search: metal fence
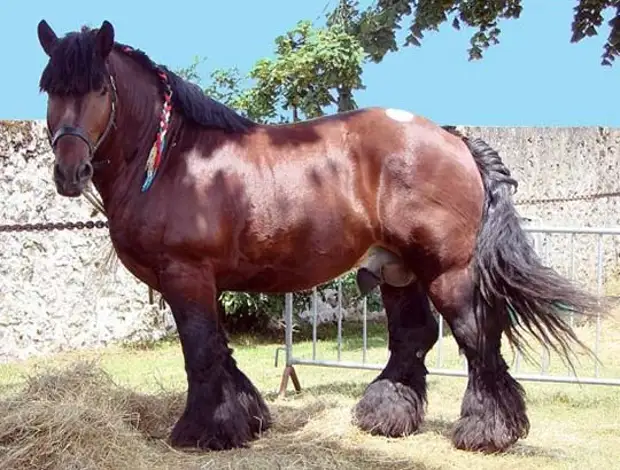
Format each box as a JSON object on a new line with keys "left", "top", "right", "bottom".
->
{"left": 276, "top": 226, "right": 620, "bottom": 395}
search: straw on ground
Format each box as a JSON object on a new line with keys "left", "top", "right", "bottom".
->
{"left": 0, "top": 314, "right": 618, "bottom": 470}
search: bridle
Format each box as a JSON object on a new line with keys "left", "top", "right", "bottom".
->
{"left": 46, "top": 71, "right": 118, "bottom": 169}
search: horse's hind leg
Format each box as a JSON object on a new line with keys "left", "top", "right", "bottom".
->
{"left": 353, "top": 281, "right": 438, "bottom": 436}
{"left": 428, "top": 267, "right": 529, "bottom": 453}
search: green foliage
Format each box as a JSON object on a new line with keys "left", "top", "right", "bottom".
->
{"left": 176, "top": 19, "right": 366, "bottom": 122}
{"left": 327, "top": 0, "right": 620, "bottom": 66}
{"left": 322, "top": 270, "right": 383, "bottom": 312}
{"left": 219, "top": 291, "right": 283, "bottom": 318}
{"left": 217, "top": 270, "right": 382, "bottom": 326}
{"left": 570, "top": 0, "right": 620, "bottom": 66}
{"left": 245, "top": 20, "right": 366, "bottom": 121}
{"left": 175, "top": 55, "right": 205, "bottom": 83}
{"left": 327, "top": 0, "right": 411, "bottom": 63}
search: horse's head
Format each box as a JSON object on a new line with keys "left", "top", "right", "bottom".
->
{"left": 37, "top": 20, "right": 117, "bottom": 197}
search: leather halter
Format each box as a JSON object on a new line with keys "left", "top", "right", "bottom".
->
{"left": 46, "top": 73, "right": 117, "bottom": 167}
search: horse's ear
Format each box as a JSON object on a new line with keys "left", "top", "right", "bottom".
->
{"left": 37, "top": 20, "right": 58, "bottom": 57}
{"left": 96, "top": 20, "right": 115, "bottom": 58}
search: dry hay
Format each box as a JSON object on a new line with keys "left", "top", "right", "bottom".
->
{"left": 0, "top": 361, "right": 182, "bottom": 469}
{"left": 0, "top": 361, "right": 417, "bottom": 470}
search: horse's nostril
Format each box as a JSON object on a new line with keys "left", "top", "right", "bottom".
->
{"left": 78, "top": 161, "right": 94, "bottom": 182}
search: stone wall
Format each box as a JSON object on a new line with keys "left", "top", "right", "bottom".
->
{"left": 0, "top": 121, "right": 175, "bottom": 362}
{"left": 1, "top": 120, "right": 619, "bottom": 362}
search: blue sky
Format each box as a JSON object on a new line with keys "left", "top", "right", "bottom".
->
{"left": 1, "top": 0, "right": 618, "bottom": 126}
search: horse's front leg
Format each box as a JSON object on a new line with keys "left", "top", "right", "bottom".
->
{"left": 160, "top": 261, "right": 271, "bottom": 450}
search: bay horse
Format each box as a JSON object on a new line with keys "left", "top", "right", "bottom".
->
{"left": 36, "top": 20, "right": 602, "bottom": 454}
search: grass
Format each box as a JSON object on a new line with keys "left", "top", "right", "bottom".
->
{"left": 0, "top": 313, "right": 618, "bottom": 469}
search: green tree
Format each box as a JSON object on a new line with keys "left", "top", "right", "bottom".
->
{"left": 246, "top": 20, "right": 366, "bottom": 120}
{"left": 179, "top": 20, "right": 366, "bottom": 121}
{"left": 177, "top": 58, "right": 279, "bottom": 122}
{"left": 327, "top": 0, "right": 620, "bottom": 66}
{"left": 175, "top": 55, "right": 205, "bottom": 84}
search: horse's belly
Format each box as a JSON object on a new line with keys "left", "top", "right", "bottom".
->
{"left": 221, "top": 242, "right": 416, "bottom": 294}
{"left": 221, "top": 238, "right": 410, "bottom": 293}
{"left": 218, "top": 238, "right": 368, "bottom": 292}
{"left": 220, "top": 264, "right": 352, "bottom": 293}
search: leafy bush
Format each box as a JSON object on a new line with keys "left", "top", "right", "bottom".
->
{"left": 218, "top": 270, "right": 383, "bottom": 335}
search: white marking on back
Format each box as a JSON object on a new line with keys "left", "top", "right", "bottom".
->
{"left": 385, "top": 108, "right": 415, "bottom": 123}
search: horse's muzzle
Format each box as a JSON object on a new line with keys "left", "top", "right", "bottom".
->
{"left": 53, "top": 160, "right": 93, "bottom": 197}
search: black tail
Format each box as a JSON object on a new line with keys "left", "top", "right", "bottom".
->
{"left": 444, "top": 126, "right": 605, "bottom": 368}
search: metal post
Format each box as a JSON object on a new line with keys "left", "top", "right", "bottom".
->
{"left": 595, "top": 235, "right": 603, "bottom": 377}
{"left": 436, "top": 311, "right": 444, "bottom": 368}
{"left": 362, "top": 296, "right": 368, "bottom": 364}
{"left": 278, "top": 292, "right": 301, "bottom": 397}
{"left": 337, "top": 278, "right": 343, "bottom": 362}
{"left": 312, "top": 287, "right": 318, "bottom": 360}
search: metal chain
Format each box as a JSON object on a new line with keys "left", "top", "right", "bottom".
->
{"left": 514, "top": 191, "right": 620, "bottom": 206}
{"left": 0, "top": 219, "right": 108, "bottom": 233}
{"left": 1, "top": 191, "right": 619, "bottom": 232}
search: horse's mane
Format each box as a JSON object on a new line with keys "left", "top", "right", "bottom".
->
{"left": 39, "top": 26, "right": 257, "bottom": 133}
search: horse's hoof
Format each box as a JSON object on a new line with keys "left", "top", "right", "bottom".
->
{"left": 353, "top": 378, "right": 425, "bottom": 437}
{"left": 169, "top": 374, "right": 272, "bottom": 451}
{"left": 170, "top": 412, "right": 254, "bottom": 451}
{"left": 452, "top": 371, "right": 529, "bottom": 453}
{"left": 452, "top": 415, "right": 521, "bottom": 454}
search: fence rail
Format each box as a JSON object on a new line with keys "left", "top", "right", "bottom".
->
{"left": 277, "top": 225, "right": 620, "bottom": 395}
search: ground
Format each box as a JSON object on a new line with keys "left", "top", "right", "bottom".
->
{"left": 0, "top": 315, "right": 618, "bottom": 469}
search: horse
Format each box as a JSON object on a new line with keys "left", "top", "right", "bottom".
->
{"left": 35, "top": 19, "right": 603, "bottom": 454}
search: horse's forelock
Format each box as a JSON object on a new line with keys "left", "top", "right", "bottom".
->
{"left": 39, "top": 28, "right": 107, "bottom": 95}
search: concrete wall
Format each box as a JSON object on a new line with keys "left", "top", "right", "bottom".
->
{"left": 458, "top": 125, "right": 620, "bottom": 295}
{"left": 1, "top": 120, "right": 619, "bottom": 362}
